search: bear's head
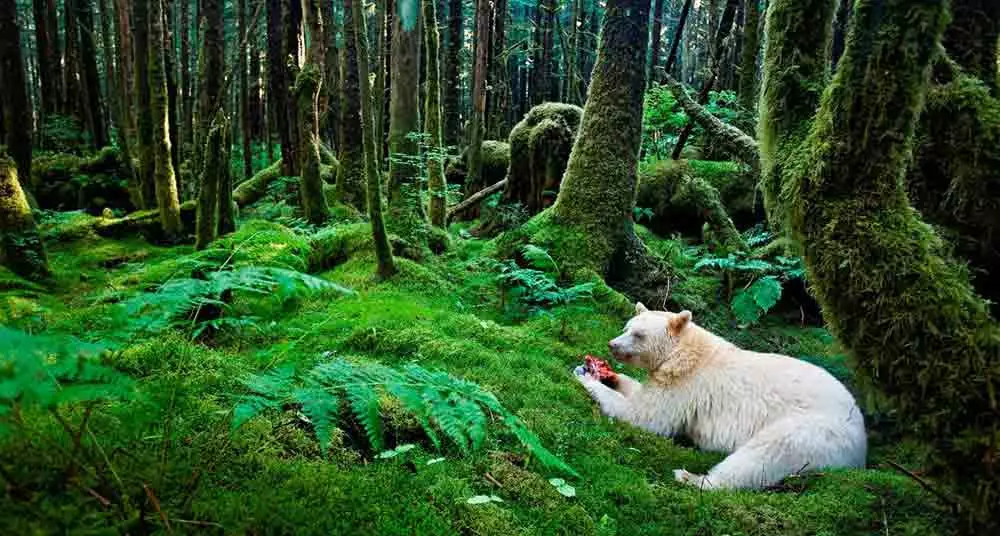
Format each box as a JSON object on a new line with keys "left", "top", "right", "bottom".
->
{"left": 608, "top": 302, "right": 692, "bottom": 369}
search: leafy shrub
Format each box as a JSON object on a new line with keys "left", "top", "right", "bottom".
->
{"left": 486, "top": 245, "right": 595, "bottom": 320}
{"left": 694, "top": 228, "right": 805, "bottom": 325}
{"left": 233, "top": 358, "right": 578, "bottom": 476}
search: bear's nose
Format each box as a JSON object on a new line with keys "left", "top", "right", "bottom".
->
{"left": 608, "top": 340, "right": 617, "bottom": 351}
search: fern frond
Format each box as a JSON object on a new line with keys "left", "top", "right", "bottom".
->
{"left": 345, "top": 383, "right": 384, "bottom": 452}
{"left": 292, "top": 386, "right": 340, "bottom": 456}
{"left": 521, "top": 245, "right": 559, "bottom": 275}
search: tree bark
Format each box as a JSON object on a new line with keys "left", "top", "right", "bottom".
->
{"left": 180, "top": 0, "right": 192, "bottom": 148}
{"left": 943, "top": 0, "right": 1000, "bottom": 92}
{"left": 663, "top": 75, "right": 758, "bottom": 170}
{"left": 195, "top": 114, "right": 224, "bottom": 249}
{"left": 240, "top": 0, "right": 253, "bottom": 179}
{"left": 0, "top": 156, "right": 49, "bottom": 280}
{"left": 737, "top": 0, "right": 760, "bottom": 110}
{"left": 268, "top": 0, "right": 296, "bottom": 177}
{"left": 149, "top": 0, "right": 183, "bottom": 237}
{"left": 466, "top": 0, "right": 491, "bottom": 205}
{"left": 336, "top": 0, "right": 366, "bottom": 208}
{"left": 443, "top": 0, "right": 463, "bottom": 146}
{"left": 295, "top": 65, "right": 331, "bottom": 224}
{"left": 134, "top": 0, "right": 157, "bottom": 208}
{"left": 387, "top": 0, "right": 428, "bottom": 244}
{"left": 197, "top": 0, "right": 225, "bottom": 180}
{"left": 76, "top": 0, "right": 109, "bottom": 148}
{"left": 351, "top": 0, "right": 397, "bottom": 277}
{"left": 0, "top": 0, "right": 32, "bottom": 187}
{"left": 424, "top": 0, "right": 446, "bottom": 227}
{"left": 648, "top": 0, "right": 664, "bottom": 86}
{"left": 64, "top": 0, "right": 83, "bottom": 121}
{"left": 320, "top": 0, "right": 340, "bottom": 148}
{"left": 32, "top": 0, "right": 58, "bottom": 121}
{"left": 763, "top": 0, "right": 1000, "bottom": 523}
{"left": 487, "top": 0, "right": 508, "bottom": 139}
{"left": 542, "top": 0, "right": 652, "bottom": 276}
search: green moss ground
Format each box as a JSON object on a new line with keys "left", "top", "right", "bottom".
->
{"left": 0, "top": 214, "right": 959, "bottom": 534}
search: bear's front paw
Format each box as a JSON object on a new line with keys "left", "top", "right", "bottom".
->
{"left": 674, "top": 469, "right": 710, "bottom": 489}
{"left": 573, "top": 365, "right": 588, "bottom": 377}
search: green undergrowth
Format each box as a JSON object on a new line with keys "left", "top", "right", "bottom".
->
{"left": 0, "top": 214, "right": 959, "bottom": 534}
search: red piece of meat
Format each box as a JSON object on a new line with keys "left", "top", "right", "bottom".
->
{"left": 583, "top": 355, "right": 619, "bottom": 388}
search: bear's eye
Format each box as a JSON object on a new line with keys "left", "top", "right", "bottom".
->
{"left": 633, "top": 332, "right": 644, "bottom": 340}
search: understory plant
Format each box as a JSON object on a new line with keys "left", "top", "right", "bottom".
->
{"left": 487, "top": 245, "right": 595, "bottom": 321}
{"left": 232, "top": 358, "right": 578, "bottom": 476}
{"left": 694, "top": 228, "right": 804, "bottom": 325}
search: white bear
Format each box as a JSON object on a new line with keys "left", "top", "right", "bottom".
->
{"left": 575, "top": 303, "right": 867, "bottom": 490}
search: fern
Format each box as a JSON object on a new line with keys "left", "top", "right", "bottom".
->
{"left": 521, "top": 245, "right": 559, "bottom": 275}
{"left": 232, "top": 358, "right": 578, "bottom": 476}
{"left": 0, "top": 328, "right": 134, "bottom": 436}
{"left": 731, "top": 276, "right": 783, "bottom": 325}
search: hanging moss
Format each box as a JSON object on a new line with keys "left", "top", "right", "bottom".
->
{"left": 295, "top": 65, "right": 331, "bottom": 225}
{"left": 0, "top": 156, "right": 49, "bottom": 280}
{"left": 908, "top": 72, "right": 1000, "bottom": 315}
{"left": 764, "top": 0, "right": 1000, "bottom": 524}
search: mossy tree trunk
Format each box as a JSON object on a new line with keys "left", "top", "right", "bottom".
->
{"left": 443, "top": 0, "right": 463, "bottom": 146}
{"left": 0, "top": 0, "right": 32, "bottom": 188}
{"left": 423, "top": 0, "right": 446, "bottom": 228}
{"left": 648, "top": 0, "right": 664, "bottom": 85}
{"left": 217, "top": 120, "right": 236, "bottom": 236}
{"left": 466, "top": 0, "right": 491, "bottom": 205}
{"left": 133, "top": 0, "right": 156, "bottom": 209}
{"left": 195, "top": 115, "right": 225, "bottom": 249}
{"left": 762, "top": 0, "right": 1000, "bottom": 523}
{"left": 149, "top": 0, "right": 183, "bottom": 237}
{"left": 943, "top": 0, "right": 1000, "bottom": 92}
{"left": 76, "top": 0, "right": 108, "bottom": 148}
{"left": 0, "top": 156, "right": 49, "bottom": 280}
{"left": 239, "top": 0, "right": 253, "bottom": 180}
{"left": 320, "top": 0, "right": 341, "bottom": 148}
{"left": 352, "top": 0, "right": 397, "bottom": 278}
{"left": 337, "top": 0, "right": 367, "bottom": 209}
{"left": 737, "top": 0, "right": 760, "bottom": 111}
{"left": 196, "top": 0, "right": 225, "bottom": 180}
{"left": 543, "top": 0, "right": 652, "bottom": 276}
{"left": 387, "top": 0, "right": 428, "bottom": 245}
{"left": 295, "top": 65, "right": 331, "bottom": 225}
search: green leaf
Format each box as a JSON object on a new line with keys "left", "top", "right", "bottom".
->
{"left": 748, "top": 276, "right": 783, "bottom": 313}
{"left": 731, "top": 290, "right": 764, "bottom": 326}
{"left": 549, "top": 478, "right": 576, "bottom": 498}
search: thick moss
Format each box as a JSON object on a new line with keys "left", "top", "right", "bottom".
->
{"left": 504, "top": 103, "right": 582, "bottom": 215}
{"left": 233, "top": 158, "right": 338, "bottom": 208}
{"left": 295, "top": 65, "right": 331, "bottom": 225}
{"left": 541, "top": 0, "right": 652, "bottom": 277}
{"left": 445, "top": 140, "right": 510, "bottom": 187}
{"left": 0, "top": 156, "right": 50, "bottom": 280}
{"left": 31, "top": 147, "right": 134, "bottom": 213}
{"left": 765, "top": 0, "right": 999, "bottom": 523}
{"left": 908, "top": 73, "right": 1000, "bottom": 315}
{"left": 195, "top": 116, "right": 226, "bottom": 250}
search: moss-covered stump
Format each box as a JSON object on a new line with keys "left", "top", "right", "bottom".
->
{"left": 31, "top": 147, "right": 134, "bottom": 213}
{"left": 0, "top": 156, "right": 50, "bottom": 280}
{"left": 636, "top": 159, "right": 758, "bottom": 238}
{"left": 908, "top": 72, "right": 1000, "bottom": 315}
{"left": 445, "top": 140, "right": 509, "bottom": 186}
{"left": 309, "top": 222, "right": 429, "bottom": 272}
{"left": 504, "top": 103, "right": 582, "bottom": 214}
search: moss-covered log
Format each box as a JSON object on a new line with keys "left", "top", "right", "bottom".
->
{"left": 295, "top": 65, "right": 331, "bottom": 225}
{"left": 445, "top": 140, "right": 510, "bottom": 187}
{"left": 0, "top": 156, "right": 49, "bottom": 280}
{"left": 764, "top": 0, "right": 1000, "bottom": 523}
{"left": 232, "top": 153, "right": 338, "bottom": 208}
{"left": 94, "top": 199, "right": 197, "bottom": 239}
{"left": 664, "top": 75, "right": 759, "bottom": 171}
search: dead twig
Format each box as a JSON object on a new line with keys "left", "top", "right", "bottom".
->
{"left": 885, "top": 460, "right": 958, "bottom": 513}
{"left": 143, "top": 482, "right": 173, "bottom": 534}
{"left": 484, "top": 472, "right": 504, "bottom": 488}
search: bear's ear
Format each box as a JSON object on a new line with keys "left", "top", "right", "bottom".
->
{"left": 635, "top": 302, "right": 649, "bottom": 315}
{"left": 667, "top": 310, "right": 692, "bottom": 336}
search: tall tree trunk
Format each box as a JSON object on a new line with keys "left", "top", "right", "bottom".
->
{"left": 197, "top": 0, "right": 224, "bottom": 179}
{"left": 64, "top": 0, "right": 83, "bottom": 121}
{"left": 442, "top": 0, "right": 462, "bottom": 146}
{"left": 99, "top": 0, "right": 139, "bottom": 208}
{"left": 566, "top": 0, "right": 581, "bottom": 104}
{"left": 466, "top": 0, "right": 491, "bottom": 202}
{"left": 737, "top": 0, "right": 760, "bottom": 110}
{"left": 387, "top": 0, "right": 428, "bottom": 244}
{"left": 217, "top": 115, "right": 235, "bottom": 234}
{"left": 0, "top": 156, "right": 48, "bottom": 279}
{"left": 240, "top": 0, "right": 253, "bottom": 179}
{"left": 350, "top": 0, "right": 396, "bottom": 277}
{"left": 195, "top": 114, "right": 223, "bottom": 249}
{"left": 180, "top": 0, "right": 192, "bottom": 148}
{"left": 149, "top": 0, "right": 183, "bottom": 236}
{"left": 380, "top": 0, "right": 394, "bottom": 165}
{"left": 163, "top": 0, "right": 179, "bottom": 175}
{"left": 763, "top": 0, "right": 1000, "bottom": 524}
{"left": 0, "top": 0, "right": 32, "bottom": 188}
{"left": 336, "top": 0, "right": 366, "bottom": 208}
{"left": 487, "top": 0, "right": 508, "bottom": 139}
{"left": 268, "top": 0, "right": 294, "bottom": 176}
{"left": 46, "top": 0, "right": 62, "bottom": 112}
{"left": 32, "top": 0, "right": 58, "bottom": 123}
{"left": 114, "top": 0, "right": 140, "bottom": 206}
{"left": 542, "top": 0, "right": 652, "bottom": 276}
{"left": 320, "top": 0, "right": 340, "bottom": 148}
{"left": 76, "top": 0, "right": 108, "bottom": 148}
{"left": 134, "top": 0, "right": 156, "bottom": 208}
{"left": 664, "top": 0, "right": 693, "bottom": 80}
{"left": 423, "top": 0, "right": 445, "bottom": 227}
{"left": 648, "top": 0, "right": 664, "bottom": 85}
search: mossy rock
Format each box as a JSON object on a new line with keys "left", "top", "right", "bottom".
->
{"left": 31, "top": 147, "right": 134, "bottom": 213}
{"left": 504, "top": 103, "right": 583, "bottom": 215}
{"left": 445, "top": 140, "right": 510, "bottom": 187}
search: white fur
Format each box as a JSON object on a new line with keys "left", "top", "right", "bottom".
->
{"left": 576, "top": 303, "right": 867, "bottom": 490}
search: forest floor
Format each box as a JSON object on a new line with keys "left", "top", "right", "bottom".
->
{"left": 0, "top": 209, "right": 960, "bottom": 535}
